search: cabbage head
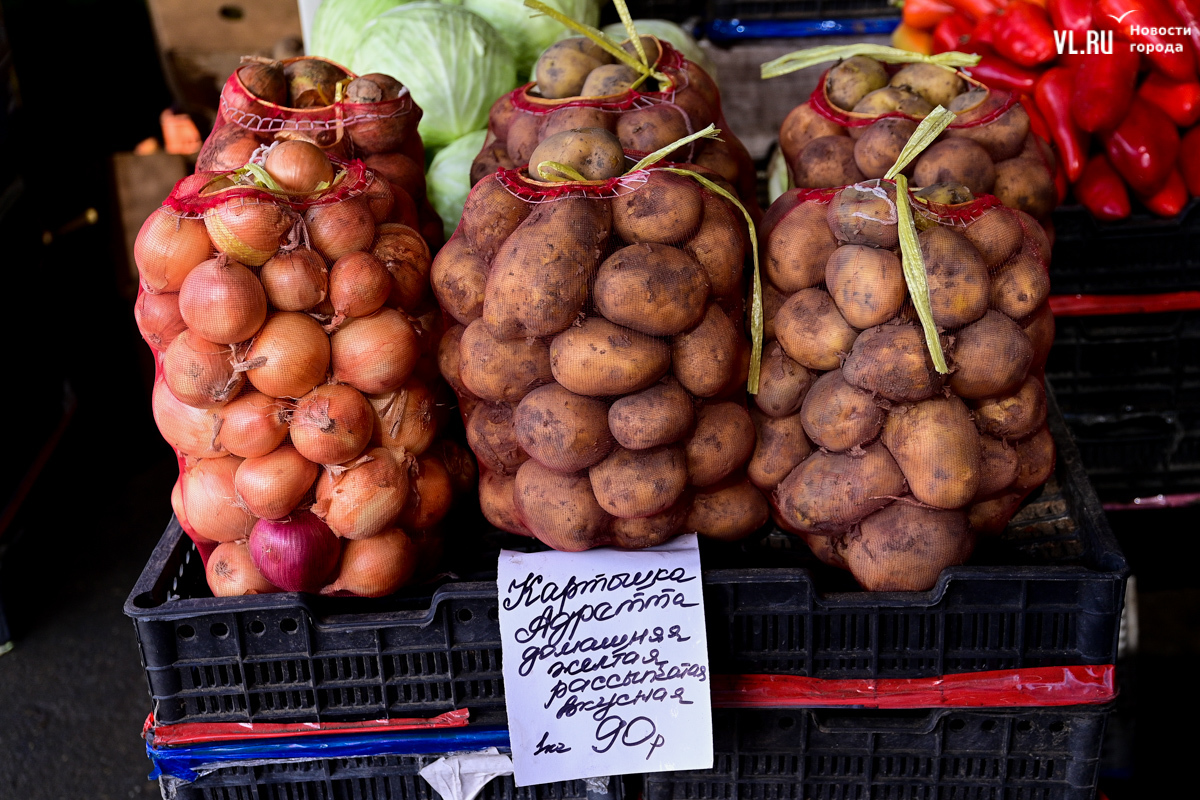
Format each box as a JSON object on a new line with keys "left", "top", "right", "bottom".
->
{"left": 308, "top": 0, "right": 415, "bottom": 68}
{"left": 426, "top": 129, "right": 488, "bottom": 239}
{"left": 350, "top": 3, "right": 518, "bottom": 149}
{"left": 463, "top": 0, "right": 602, "bottom": 74}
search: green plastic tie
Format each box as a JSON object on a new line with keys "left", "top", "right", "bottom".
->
{"left": 523, "top": 0, "right": 667, "bottom": 83}
{"left": 536, "top": 160, "right": 589, "bottom": 182}
{"left": 627, "top": 124, "right": 723, "bottom": 174}
{"left": 761, "top": 44, "right": 980, "bottom": 79}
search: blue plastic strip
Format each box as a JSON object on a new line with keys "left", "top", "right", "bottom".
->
{"left": 148, "top": 725, "right": 511, "bottom": 783}
{"left": 706, "top": 17, "right": 901, "bottom": 42}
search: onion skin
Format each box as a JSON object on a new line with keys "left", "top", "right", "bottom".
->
{"left": 238, "top": 60, "right": 287, "bottom": 104}
{"left": 363, "top": 174, "right": 395, "bottom": 223}
{"left": 329, "top": 251, "right": 391, "bottom": 323}
{"left": 321, "top": 528, "right": 417, "bottom": 597}
{"left": 134, "top": 211, "right": 213, "bottom": 294}
{"left": 399, "top": 455, "right": 454, "bottom": 531}
{"left": 153, "top": 377, "right": 226, "bottom": 458}
{"left": 183, "top": 456, "right": 256, "bottom": 542}
{"left": 222, "top": 391, "right": 291, "bottom": 458}
{"left": 196, "top": 124, "right": 266, "bottom": 172}
{"left": 330, "top": 308, "right": 419, "bottom": 395}
{"left": 235, "top": 444, "right": 320, "bottom": 519}
{"left": 260, "top": 248, "right": 328, "bottom": 312}
{"left": 135, "top": 291, "right": 188, "bottom": 351}
{"left": 313, "top": 447, "right": 410, "bottom": 539}
{"left": 370, "top": 379, "right": 441, "bottom": 457}
{"left": 164, "top": 329, "right": 244, "bottom": 408}
{"left": 207, "top": 540, "right": 280, "bottom": 596}
{"left": 372, "top": 224, "right": 431, "bottom": 311}
{"left": 205, "top": 200, "right": 291, "bottom": 267}
{"left": 264, "top": 141, "right": 335, "bottom": 193}
{"left": 363, "top": 153, "right": 426, "bottom": 200}
{"left": 243, "top": 312, "right": 332, "bottom": 399}
{"left": 284, "top": 59, "right": 347, "bottom": 109}
{"left": 179, "top": 257, "right": 269, "bottom": 345}
{"left": 249, "top": 511, "right": 341, "bottom": 592}
{"left": 304, "top": 196, "right": 376, "bottom": 262}
{"left": 291, "top": 383, "right": 375, "bottom": 464}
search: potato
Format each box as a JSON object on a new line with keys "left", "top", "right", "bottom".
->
{"left": 826, "top": 56, "right": 890, "bottom": 112}
{"left": 1015, "top": 209, "right": 1052, "bottom": 258}
{"left": 595, "top": 243, "right": 709, "bottom": 336}
{"left": 774, "top": 288, "right": 859, "bottom": 372}
{"left": 945, "top": 91, "right": 1031, "bottom": 161}
{"left": 1011, "top": 425, "right": 1055, "bottom": 492}
{"left": 795, "top": 135, "right": 864, "bottom": 189}
{"left": 552, "top": 316, "right": 671, "bottom": 396}
{"left": 913, "top": 139, "right": 996, "bottom": 196}
{"left": 684, "top": 402, "right": 755, "bottom": 487}
{"left": 762, "top": 280, "right": 787, "bottom": 343}
{"left": 612, "top": 170, "right": 703, "bottom": 244}
{"left": 459, "top": 177, "right": 531, "bottom": 261}
{"left": 483, "top": 197, "right": 610, "bottom": 339}
{"left": 827, "top": 181, "right": 900, "bottom": 248}
{"left": 514, "top": 460, "right": 610, "bottom": 550}
{"left": 621, "top": 35, "right": 662, "bottom": 67}
{"left": 528, "top": 127, "right": 625, "bottom": 182}
{"left": 913, "top": 182, "right": 975, "bottom": 205}
{"left": 672, "top": 304, "right": 741, "bottom": 398}
{"left": 889, "top": 63, "right": 966, "bottom": 109}
{"left": 1020, "top": 301, "right": 1055, "bottom": 374}
{"left": 540, "top": 106, "right": 616, "bottom": 141}
{"left": 535, "top": 39, "right": 611, "bottom": 99}
{"left": 968, "top": 490, "right": 1026, "bottom": 535}
{"left": 801, "top": 369, "right": 884, "bottom": 452}
{"left": 990, "top": 243, "right": 1051, "bottom": 321}
{"left": 437, "top": 323, "right": 471, "bottom": 400}
{"left": 616, "top": 104, "right": 690, "bottom": 153}
{"left": 755, "top": 341, "right": 814, "bottom": 417}
{"left": 973, "top": 375, "right": 1047, "bottom": 439}
{"left": 841, "top": 323, "right": 943, "bottom": 402}
{"left": 962, "top": 207, "right": 1023, "bottom": 267}
{"left": 825, "top": 244, "right": 906, "bottom": 329}
{"left": 470, "top": 137, "right": 518, "bottom": 187}
{"left": 459, "top": 319, "right": 553, "bottom": 403}
{"left": 687, "top": 477, "right": 770, "bottom": 541}
{"left": 686, "top": 198, "right": 746, "bottom": 298}
{"left": 582, "top": 63, "right": 639, "bottom": 97}
{"left": 779, "top": 102, "right": 846, "bottom": 166}
{"left": 975, "top": 435, "right": 1019, "bottom": 498}
{"left": 609, "top": 499, "right": 691, "bottom": 549}
{"left": 431, "top": 236, "right": 488, "bottom": 325}
{"left": 845, "top": 503, "right": 974, "bottom": 591}
{"left": 748, "top": 410, "right": 812, "bottom": 491}
{"left": 764, "top": 201, "right": 839, "bottom": 292}
{"left": 513, "top": 383, "right": 613, "bottom": 473}
{"left": 851, "top": 87, "right": 934, "bottom": 122}
{"left": 992, "top": 156, "right": 1056, "bottom": 219}
{"left": 948, "top": 310, "right": 1034, "bottom": 399}
{"left": 854, "top": 118, "right": 919, "bottom": 179}
{"left": 590, "top": 445, "right": 688, "bottom": 518}
{"left": 608, "top": 376, "right": 695, "bottom": 450}
{"left": 882, "top": 396, "right": 982, "bottom": 508}
{"left": 480, "top": 469, "right": 531, "bottom": 536}
{"left": 466, "top": 402, "right": 528, "bottom": 476}
{"left": 919, "top": 226, "right": 990, "bottom": 328}
{"left": 775, "top": 443, "right": 906, "bottom": 534}
{"left": 801, "top": 531, "right": 849, "bottom": 571}
{"left": 692, "top": 137, "right": 740, "bottom": 184}
{"left": 505, "top": 112, "right": 544, "bottom": 167}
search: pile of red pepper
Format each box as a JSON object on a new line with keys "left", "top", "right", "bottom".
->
{"left": 893, "top": 0, "right": 1200, "bottom": 220}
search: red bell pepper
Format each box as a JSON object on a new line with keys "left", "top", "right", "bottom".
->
{"left": 1075, "top": 155, "right": 1133, "bottom": 220}
{"left": 993, "top": 0, "right": 1060, "bottom": 67}
{"left": 1101, "top": 96, "right": 1182, "bottom": 195}
{"left": 1094, "top": 0, "right": 1195, "bottom": 82}
{"left": 1178, "top": 125, "right": 1200, "bottom": 195}
{"left": 971, "top": 10, "right": 1000, "bottom": 48}
{"left": 1139, "top": 167, "right": 1189, "bottom": 215}
{"left": 1138, "top": 72, "right": 1200, "bottom": 125}
{"left": 962, "top": 47, "right": 1043, "bottom": 92}
{"left": 944, "top": 0, "right": 1004, "bottom": 22}
{"left": 1049, "top": 0, "right": 1094, "bottom": 33}
{"left": 933, "top": 14, "right": 975, "bottom": 53}
{"left": 1071, "top": 49, "right": 1141, "bottom": 131}
{"left": 1167, "top": 0, "right": 1200, "bottom": 73}
{"left": 1036, "top": 67, "right": 1091, "bottom": 182}
{"left": 903, "top": 0, "right": 956, "bottom": 30}
{"left": 1021, "top": 94, "right": 1053, "bottom": 142}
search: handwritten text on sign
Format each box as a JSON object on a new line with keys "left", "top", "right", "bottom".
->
{"left": 497, "top": 535, "right": 713, "bottom": 786}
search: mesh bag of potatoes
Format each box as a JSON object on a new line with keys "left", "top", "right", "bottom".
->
{"left": 196, "top": 55, "right": 444, "bottom": 249}
{"left": 470, "top": 6, "right": 759, "bottom": 217}
{"left": 133, "top": 140, "right": 476, "bottom": 598}
{"left": 765, "top": 45, "right": 1057, "bottom": 221}
{"left": 434, "top": 124, "right": 770, "bottom": 552}
{"left": 754, "top": 109, "right": 1056, "bottom": 592}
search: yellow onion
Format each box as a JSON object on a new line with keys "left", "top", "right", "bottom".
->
{"left": 242, "top": 312, "right": 331, "bottom": 399}
{"left": 178, "top": 257, "right": 268, "bottom": 344}
{"left": 330, "top": 308, "right": 419, "bottom": 395}
{"left": 329, "top": 251, "right": 391, "bottom": 324}
{"left": 260, "top": 248, "right": 328, "bottom": 312}
{"left": 370, "top": 378, "right": 441, "bottom": 457}
{"left": 312, "top": 447, "right": 409, "bottom": 539}
{"left": 152, "top": 377, "right": 226, "bottom": 458}
{"left": 204, "top": 198, "right": 292, "bottom": 266}
{"left": 264, "top": 140, "right": 335, "bottom": 193}
{"left": 235, "top": 444, "right": 319, "bottom": 519}
{"left": 372, "top": 224, "right": 431, "bottom": 311}
{"left": 163, "top": 329, "right": 244, "bottom": 408}
{"left": 291, "top": 383, "right": 375, "bottom": 465}
{"left": 362, "top": 173, "right": 395, "bottom": 223}
{"left": 134, "top": 291, "right": 188, "bottom": 352}
{"left": 304, "top": 196, "right": 375, "bottom": 262}
{"left": 221, "top": 392, "right": 291, "bottom": 458}
{"left": 320, "top": 528, "right": 417, "bottom": 597}
{"left": 206, "top": 540, "right": 281, "bottom": 596}
{"left": 134, "top": 210, "right": 213, "bottom": 293}
{"left": 398, "top": 455, "right": 454, "bottom": 530}
{"left": 182, "top": 456, "right": 256, "bottom": 542}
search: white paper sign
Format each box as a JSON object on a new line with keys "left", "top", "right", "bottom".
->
{"left": 497, "top": 534, "right": 713, "bottom": 787}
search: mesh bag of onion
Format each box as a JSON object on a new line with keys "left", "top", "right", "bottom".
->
{"left": 753, "top": 109, "right": 1056, "bottom": 592}
{"left": 767, "top": 45, "right": 1058, "bottom": 220}
{"left": 433, "top": 125, "right": 768, "bottom": 552}
{"left": 471, "top": 25, "right": 759, "bottom": 218}
{"left": 196, "top": 55, "right": 444, "bottom": 250}
{"left": 133, "top": 140, "right": 476, "bottom": 598}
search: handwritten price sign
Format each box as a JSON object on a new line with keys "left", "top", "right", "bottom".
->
{"left": 497, "top": 534, "right": 714, "bottom": 786}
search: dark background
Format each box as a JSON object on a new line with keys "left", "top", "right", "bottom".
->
{"left": 0, "top": 1, "right": 1195, "bottom": 798}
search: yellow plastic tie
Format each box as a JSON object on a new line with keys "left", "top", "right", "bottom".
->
{"left": 762, "top": 44, "right": 980, "bottom": 79}
{"left": 627, "top": 124, "right": 723, "bottom": 174}
{"left": 536, "top": 160, "right": 589, "bottom": 182}
{"left": 523, "top": 0, "right": 667, "bottom": 83}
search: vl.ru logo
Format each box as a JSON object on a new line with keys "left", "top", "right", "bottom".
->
{"left": 1054, "top": 28, "right": 1115, "bottom": 54}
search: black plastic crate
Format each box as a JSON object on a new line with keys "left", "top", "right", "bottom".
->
{"left": 1051, "top": 200, "right": 1200, "bottom": 294}
{"left": 644, "top": 705, "right": 1110, "bottom": 800}
{"left": 162, "top": 751, "right": 614, "bottom": 800}
{"left": 125, "top": 390, "right": 1126, "bottom": 726}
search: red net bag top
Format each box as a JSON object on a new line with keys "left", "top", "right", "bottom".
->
{"left": 754, "top": 177, "right": 1055, "bottom": 591}
{"left": 431, "top": 155, "right": 768, "bottom": 552}
{"left": 471, "top": 38, "right": 761, "bottom": 220}
{"left": 133, "top": 146, "right": 474, "bottom": 598}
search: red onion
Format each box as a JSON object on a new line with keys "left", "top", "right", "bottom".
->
{"left": 249, "top": 511, "right": 341, "bottom": 592}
